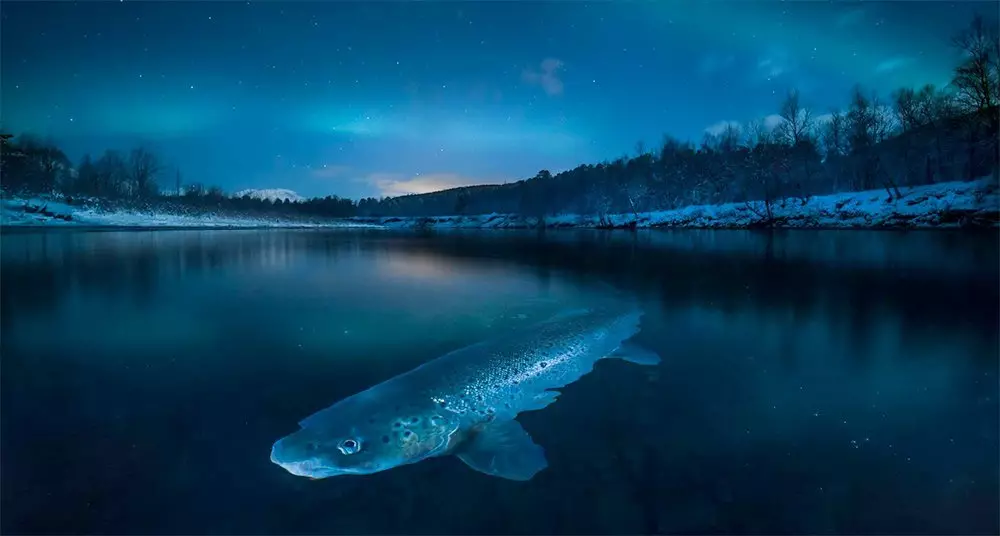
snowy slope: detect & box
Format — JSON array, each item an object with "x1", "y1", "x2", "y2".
[
  {"x1": 232, "y1": 188, "x2": 304, "y2": 203},
  {"x1": 3, "y1": 178, "x2": 996, "y2": 230},
  {"x1": 0, "y1": 198, "x2": 378, "y2": 229},
  {"x1": 361, "y1": 178, "x2": 1000, "y2": 230}
]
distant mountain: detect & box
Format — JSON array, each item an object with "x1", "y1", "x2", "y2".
[{"x1": 233, "y1": 188, "x2": 304, "y2": 203}]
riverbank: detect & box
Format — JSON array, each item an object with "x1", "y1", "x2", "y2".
[
  {"x1": 3, "y1": 178, "x2": 997, "y2": 230},
  {"x1": 363, "y1": 178, "x2": 999, "y2": 231},
  {"x1": 0, "y1": 198, "x2": 377, "y2": 229}
]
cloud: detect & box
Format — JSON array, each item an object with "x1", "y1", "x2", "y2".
[
  {"x1": 814, "y1": 113, "x2": 835, "y2": 125},
  {"x1": 763, "y1": 114, "x2": 785, "y2": 130},
  {"x1": 757, "y1": 57, "x2": 787, "y2": 78},
  {"x1": 522, "y1": 58, "x2": 565, "y2": 96},
  {"x1": 300, "y1": 109, "x2": 582, "y2": 153},
  {"x1": 704, "y1": 120, "x2": 742, "y2": 136},
  {"x1": 366, "y1": 172, "x2": 495, "y2": 197},
  {"x1": 875, "y1": 56, "x2": 915, "y2": 74}
]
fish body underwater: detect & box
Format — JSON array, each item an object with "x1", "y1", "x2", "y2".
[{"x1": 270, "y1": 305, "x2": 660, "y2": 481}]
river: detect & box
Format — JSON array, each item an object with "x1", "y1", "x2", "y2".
[{"x1": 1, "y1": 228, "x2": 997, "y2": 534}]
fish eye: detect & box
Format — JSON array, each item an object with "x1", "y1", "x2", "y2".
[
  {"x1": 337, "y1": 438, "x2": 361, "y2": 455},
  {"x1": 305, "y1": 442, "x2": 318, "y2": 452}
]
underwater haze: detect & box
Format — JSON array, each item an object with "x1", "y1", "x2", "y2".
[{"x1": 1, "y1": 229, "x2": 998, "y2": 534}]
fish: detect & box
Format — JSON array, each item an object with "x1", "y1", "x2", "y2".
[{"x1": 269, "y1": 304, "x2": 660, "y2": 481}]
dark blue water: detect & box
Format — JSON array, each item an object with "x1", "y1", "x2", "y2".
[{"x1": 2, "y1": 229, "x2": 997, "y2": 535}]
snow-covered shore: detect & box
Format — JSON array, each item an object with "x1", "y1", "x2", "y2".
[
  {"x1": 362, "y1": 178, "x2": 1000, "y2": 231},
  {"x1": 2, "y1": 178, "x2": 997, "y2": 231},
  {"x1": 0, "y1": 198, "x2": 378, "y2": 229}
]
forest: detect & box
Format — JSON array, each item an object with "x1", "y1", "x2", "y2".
[{"x1": 1, "y1": 15, "x2": 997, "y2": 224}]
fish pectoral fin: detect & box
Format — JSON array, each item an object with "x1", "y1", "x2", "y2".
[
  {"x1": 609, "y1": 340, "x2": 662, "y2": 366},
  {"x1": 455, "y1": 420, "x2": 548, "y2": 481}
]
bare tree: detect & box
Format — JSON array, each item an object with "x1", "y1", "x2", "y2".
[
  {"x1": 34, "y1": 144, "x2": 71, "y2": 194},
  {"x1": 821, "y1": 111, "x2": 848, "y2": 158},
  {"x1": 849, "y1": 89, "x2": 902, "y2": 198},
  {"x1": 951, "y1": 14, "x2": 999, "y2": 113},
  {"x1": 744, "y1": 118, "x2": 772, "y2": 148},
  {"x1": 847, "y1": 87, "x2": 880, "y2": 154},
  {"x1": 95, "y1": 150, "x2": 128, "y2": 198},
  {"x1": 185, "y1": 182, "x2": 207, "y2": 198},
  {"x1": 893, "y1": 88, "x2": 925, "y2": 183},
  {"x1": 913, "y1": 85, "x2": 954, "y2": 125},
  {"x1": 128, "y1": 146, "x2": 161, "y2": 199},
  {"x1": 719, "y1": 123, "x2": 741, "y2": 153},
  {"x1": 624, "y1": 180, "x2": 648, "y2": 224},
  {"x1": 893, "y1": 88, "x2": 921, "y2": 133},
  {"x1": 742, "y1": 141, "x2": 790, "y2": 225},
  {"x1": 771, "y1": 90, "x2": 819, "y2": 202},
  {"x1": 872, "y1": 102, "x2": 896, "y2": 144},
  {"x1": 846, "y1": 87, "x2": 897, "y2": 194},
  {"x1": 634, "y1": 140, "x2": 648, "y2": 157},
  {"x1": 950, "y1": 15, "x2": 999, "y2": 183},
  {"x1": 775, "y1": 89, "x2": 814, "y2": 146},
  {"x1": 908, "y1": 85, "x2": 953, "y2": 183},
  {"x1": 819, "y1": 111, "x2": 849, "y2": 191}
]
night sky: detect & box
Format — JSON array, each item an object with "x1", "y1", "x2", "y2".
[{"x1": 1, "y1": 1, "x2": 995, "y2": 199}]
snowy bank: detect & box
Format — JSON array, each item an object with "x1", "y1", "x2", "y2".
[
  {"x1": 3, "y1": 178, "x2": 996, "y2": 231},
  {"x1": 358, "y1": 178, "x2": 1000, "y2": 231},
  {"x1": 0, "y1": 198, "x2": 379, "y2": 229}
]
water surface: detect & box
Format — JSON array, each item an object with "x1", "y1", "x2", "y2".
[{"x1": 2, "y1": 228, "x2": 997, "y2": 534}]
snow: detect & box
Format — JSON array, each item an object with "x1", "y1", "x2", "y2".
[
  {"x1": 358, "y1": 178, "x2": 1000, "y2": 231},
  {"x1": 0, "y1": 198, "x2": 378, "y2": 229},
  {"x1": 232, "y1": 188, "x2": 304, "y2": 203},
  {"x1": 3, "y1": 178, "x2": 996, "y2": 230}
]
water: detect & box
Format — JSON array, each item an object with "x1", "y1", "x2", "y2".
[{"x1": 2, "y1": 228, "x2": 997, "y2": 535}]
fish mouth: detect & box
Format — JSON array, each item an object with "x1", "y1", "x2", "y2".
[
  {"x1": 273, "y1": 458, "x2": 355, "y2": 479},
  {"x1": 269, "y1": 444, "x2": 366, "y2": 479}
]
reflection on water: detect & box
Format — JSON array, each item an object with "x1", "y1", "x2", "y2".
[{"x1": 1, "y1": 228, "x2": 997, "y2": 535}]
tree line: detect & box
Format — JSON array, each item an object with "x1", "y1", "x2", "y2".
[
  {"x1": 366, "y1": 15, "x2": 998, "y2": 220},
  {"x1": 2, "y1": 15, "x2": 997, "y2": 222}
]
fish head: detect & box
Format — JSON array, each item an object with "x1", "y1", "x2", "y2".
[{"x1": 270, "y1": 399, "x2": 462, "y2": 479}]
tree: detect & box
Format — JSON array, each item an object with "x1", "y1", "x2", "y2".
[
  {"x1": 128, "y1": 146, "x2": 161, "y2": 199},
  {"x1": 6, "y1": 136, "x2": 72, "y2": 193},
  {"x1": 950, "y1": 15, "x2": 999, "y2": 182},
  {"x1": 775, "y1": 89, "x2": 814, "y2": 146},
  {"x1": 1, "y1": 12, "x2": 997, "y2": 223},
  {"x1": 745, "y1": 118, "x2": 773, "y2": 148},
  {"x1": 845, "y1": 87, "x2": 903, "y2": 197},
  {"x1": 718, "y1": 124, "x2": 741, "y2": 153},
  {"x1": 634, "y1": 140, "x2": 650, "y2": 158},
  {"x1": 740, "y1": 135, "x2": 790, "y2": 224},
  {"x1": 893, "y1": 88, "x2": 921, "y2": 133},
  {"x1": 951, "y1": 14, "x2": 999, "y2": 113},
  {"x1": 95, "y1": 150, "x2": 128, "y2": 197},
  {"x1": 913, "y1": 85, "x2": 953, "y2": 126},
  {"x1": 821, "y1": 111, "x2": 848, "y2": 158},
  {"x1": 185, "y1": 182, "x2": 207, "y2": 198},
  {"x1": 74, "y1": 155, "x2": 99, "y2": 196}
]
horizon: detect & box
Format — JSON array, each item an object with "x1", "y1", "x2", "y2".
[{"x1": 2, "y1": 1, "x2": 995, "y2": 200}]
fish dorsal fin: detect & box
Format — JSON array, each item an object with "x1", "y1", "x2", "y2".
[{"x1": 455, "y1": 420, "x2": 548, "y2": 481}]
